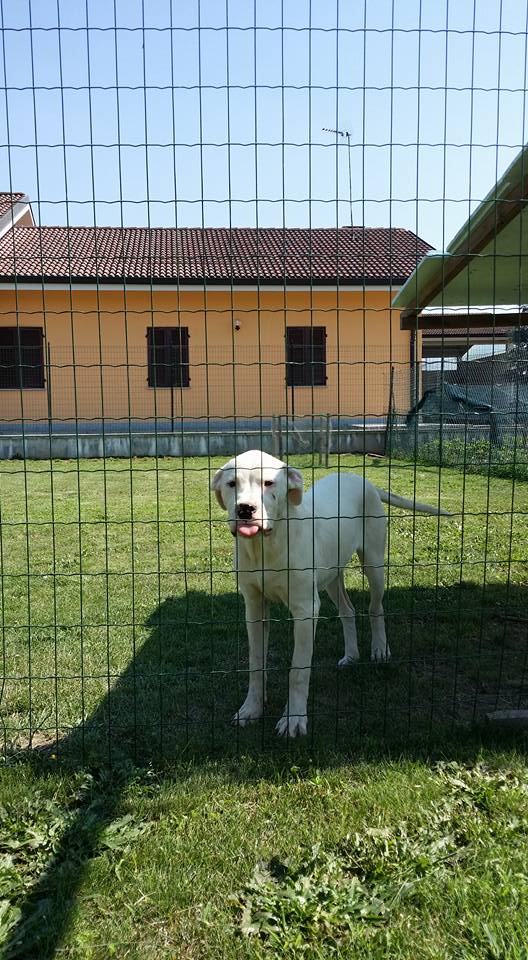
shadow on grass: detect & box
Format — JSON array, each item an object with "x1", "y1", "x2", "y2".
[{"x1": 3, "y1": 581, "x2": 528, "y2": 957}]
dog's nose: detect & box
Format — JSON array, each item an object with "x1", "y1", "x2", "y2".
[{"x1": 236, "y1": 502, "x2": 256, "y2": 520}]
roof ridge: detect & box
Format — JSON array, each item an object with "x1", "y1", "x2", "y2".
[{"x1": 10, "y1": 224, "x2": 419, "y2": 233}]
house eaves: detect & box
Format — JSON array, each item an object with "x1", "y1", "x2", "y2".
[{"x1": 0, "y1": 193, "x2": 32, "y2": 239}]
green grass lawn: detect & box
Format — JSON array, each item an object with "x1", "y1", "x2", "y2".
[
  {"x1": 2, "y1": 750, "x2": 528, "y2": 959},
  {"x1": 1, "y1": 453, "x2": 528, "y2": 957},
  {"x1": 1, "y1": 453, "x2": 527, "y2": 760}
]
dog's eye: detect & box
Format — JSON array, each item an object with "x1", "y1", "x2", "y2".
[
  {"x1": 227, "y1": 480, "x2": 236, "y2": 488},
  {"x1": 263, "y1": 480, "x2": 274, "y2": 487}
]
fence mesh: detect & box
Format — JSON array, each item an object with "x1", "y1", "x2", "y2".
[
  {"x1": 0, "y1": 4, "x2": 526, "y2": 767},
  {"x1": 3, "y1": 3, "x2": 528, "y2": 954}
]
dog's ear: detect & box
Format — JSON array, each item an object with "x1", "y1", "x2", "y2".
[
  {"x1": 287, "y1": 466, "x2": 303, "y2": 505},
  {"x1": 210, "y1": 468, "x2": 226, "y2": 510}
]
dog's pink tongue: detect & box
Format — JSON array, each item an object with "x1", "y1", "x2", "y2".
[{"x1": 237, "y1": 522, "x2": 260, "y2": 537}]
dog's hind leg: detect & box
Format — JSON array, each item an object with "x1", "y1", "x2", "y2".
[
  {"x1": 358, "y1": 514, "x2": 390, "y2": 662},
  {"x1": 326, "y1": 573, "x2": 360, "y2": 667}
]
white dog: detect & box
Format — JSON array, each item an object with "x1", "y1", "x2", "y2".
[{"x1": 211, "y1": 449, "x2": 449, "y2": 737}]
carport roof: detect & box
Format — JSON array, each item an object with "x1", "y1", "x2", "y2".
[
  {"x1": 422, "y1": 326, "x2": 513, "y2": 338},
  {"x1": 393, "y1": 143, "x2": 528, "y2": 328},
  {"x1": 0, "y1": 225, "x2": 431, "y2": 286}
]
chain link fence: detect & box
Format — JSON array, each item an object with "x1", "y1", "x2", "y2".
[
  {"x1": 0, "y1": 343, "x2": 411, "y2": 456},
  {"x1": 389, "y1": 347, "x2": 528, "y2": 480},
  {"x1": 3, "y1": 344, "x2": 526, "y2": 461}
]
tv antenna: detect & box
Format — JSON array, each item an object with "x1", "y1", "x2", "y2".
[{"x1": 322, "y1": 127, "x2": 354, "y2": 233}]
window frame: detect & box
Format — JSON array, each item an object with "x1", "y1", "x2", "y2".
[
  {"x1": 0, "y1": 326, "x2": 45, "y2": 390},
  {"x1": 146, "y1": 326, "x2": 190, "y2": 389},
  {"x1": 285, "y1": 325, "x2": 327, "y2": 387}
]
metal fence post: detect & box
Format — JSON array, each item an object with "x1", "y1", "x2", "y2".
[
  {"x1": 46, "y1": 341, "x2": 52, "y2": 431},
  {"x1": 272, "y1": 415, "x2": 283, "y2": 459}
]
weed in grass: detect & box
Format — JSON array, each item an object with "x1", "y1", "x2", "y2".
[
  {"x1": 0, "y1": 774, "x2": 92, "y2": 942},
  {"x1": 234, "y1": 761, "x2": 528, "y2": 958},
  {"x1": 0, "y1": 766, "x2": 151, "y2": 957},
  {"x1": 1, "y1": 754, "x2": 528, "y2": 958}
]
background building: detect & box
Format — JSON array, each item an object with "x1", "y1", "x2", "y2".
[{"x1": 0, "y1": 195, "x2": 430, "y2": 435}]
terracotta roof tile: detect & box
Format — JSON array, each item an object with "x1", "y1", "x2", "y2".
[{"x1": 0, "y1": 225, "x2": 431, "y2": 285}]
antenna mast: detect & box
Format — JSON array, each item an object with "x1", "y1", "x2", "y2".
[{"x1": 323, "y1": 127, "x2": 353, "y2": 233}]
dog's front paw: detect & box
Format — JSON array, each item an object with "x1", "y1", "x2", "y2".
[
  {"x1": 338, "y1": 652, "x2": 360, "y2": 668},
  {"x1": 232, "y1": 698, "x2": 263, "y2": 726},
  {"x1": 276, "y1": 711, "x2": 308, "y2": 737},
  {"x1": 371, "y1": 644, "x2": 391, "y2": 663}
]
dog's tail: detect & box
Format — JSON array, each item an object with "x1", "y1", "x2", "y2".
[{"x1": 376, "y1": 487, "x2": 452, "y2": 517}]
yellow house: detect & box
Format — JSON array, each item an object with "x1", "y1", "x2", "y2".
[{"x1": 0, "y1": 194, "x2": 430, "y2": 438}]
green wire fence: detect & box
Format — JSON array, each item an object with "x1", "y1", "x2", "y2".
[{"x1": 0, "y1": 0, "x2": 527, "y2": 765}]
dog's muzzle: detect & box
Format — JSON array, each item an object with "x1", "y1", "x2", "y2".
[
  {"x1": 236, "y1": 502, "x2": 256, "y2": 520},
  {"x1": 232, "y1": 502, "x2": 272, "y2": 538}
]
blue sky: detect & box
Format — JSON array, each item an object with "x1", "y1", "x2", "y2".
[{"x1": 0, "y1": 0, "x2": 527, "y2": 249}]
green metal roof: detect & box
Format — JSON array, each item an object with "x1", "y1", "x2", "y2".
[{"x1": 393, "y1": 143, "x2": 528, "y2": 321}]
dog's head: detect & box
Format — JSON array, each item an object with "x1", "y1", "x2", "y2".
[{"x1": 210, "y1": 449, "x2": 303, "y2": 539}]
